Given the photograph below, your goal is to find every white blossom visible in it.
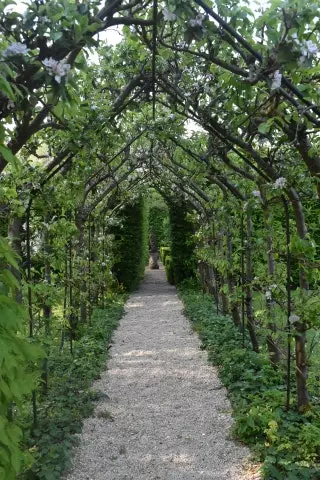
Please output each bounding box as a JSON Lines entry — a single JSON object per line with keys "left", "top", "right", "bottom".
{"left": 2, "top": 42, "right": 29, "bottom": 57}
{"left": 252, "top": 190, "right": 261, "bottom": 197}
{"left": 270, "top": 70, "right": 282, "bottom": 90}
{"left": 189, "top": 19, "right": 198, "bottom": 27}
{"left": 101, "top": 262, "right": 106, "bottom": 267}
{"left": 300, "top": 40, "right": 318, "bottom": 57}
{"left": 90, "top": 105, "right": 98, "bottom": 111}
{"left": 273, "top": 177, "right": 287, "bottom": 189}
{"left": 189, "top": 14, "right": 205, "bottom": 27}
{"left": 270, "top": 284, "right": 278, "bottom": 290}
{"left": 298, "top": 39, "right": 318, "bottom": 65}
{"left": 169, "top": 113, "right": 175, "bottom": 119}
{"left": 265, "top": 290, "right": 272, "bottom": 301}
{"left": 7, "top": 99, "right": 15, "bottom": 109}
{"left": 39, "top": 16, "right": 49, "bottom": 24}
{"left": 258, "top": 137, "right": 269, "bottom": 146}
{"left": 291, "top": 35, "right": 318, "bottom": 65}
{"left": 162, "top": 7, "right": 176, "bottom": 21}
{"left": 196, "top": 13, "right": 205, "bottom": 25}
{"left": 289, "top": 314, "right": 300, "bottom": 324}
{"left": 42, "top": 57, "right": 71, "bottom": 83}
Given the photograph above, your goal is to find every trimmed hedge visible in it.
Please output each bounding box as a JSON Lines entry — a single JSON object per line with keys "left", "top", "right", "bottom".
{"left": 160, "top": 246, "right": 171, "bottom": 264}
{"left": 112, "top": 197, "right": 148, "bottom": 291}
{"left": 165, "top": 255, "right": 175, "bottom": 285}
{"left": 149, "top": 204, "right": 170, "bottom": 247}
{"left": 169, "top": 203, "right": 196, "bottom": 284}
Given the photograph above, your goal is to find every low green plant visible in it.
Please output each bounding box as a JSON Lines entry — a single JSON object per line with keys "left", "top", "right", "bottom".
{"left": 19, "top": 298, "right": 125, "bottom": 480}
{"left": 178, "top": 279, "right": 320, "bottom": 480}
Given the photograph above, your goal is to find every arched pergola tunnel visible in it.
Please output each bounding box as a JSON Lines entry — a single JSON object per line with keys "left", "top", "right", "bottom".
{"left": 1, "top": 1, "right": 320, "bottom": 478}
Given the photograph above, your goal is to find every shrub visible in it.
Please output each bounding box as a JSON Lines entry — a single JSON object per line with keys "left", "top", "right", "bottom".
{"left": 165, "top": 255, "right": 175, "bottom": 285}
{"left": 160, "top": 246, "right": 171, "bottom": 264}
{"left": 112, "top": 197, "right": 148, "bottom": 291}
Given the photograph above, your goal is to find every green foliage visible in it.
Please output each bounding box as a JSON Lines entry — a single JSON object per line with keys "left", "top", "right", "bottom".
{"left": 20, "top": 300, "right": 125, "bottom": 480}
{"left": 112, "top": 198, "right": 149, "bottom": 291}
{"left": 148, "top": 192, "right": 170, "bottom": 247}
{"left": 169, "top": 203, "right": 196, "bottom": 284}
{"left": 179, "top": 280, "right": 320, "bottom": 479}
{"left": 160, "top": 246, "right": 171, "bottom": 264}
{"left": 0, "top": 238, "right": 43, "bottom": 480}
{"left": 0, "top": 0, "right": 320, "bottom": 476}
{"left": 164, "top": 255, "right": 175, "bottom": 285}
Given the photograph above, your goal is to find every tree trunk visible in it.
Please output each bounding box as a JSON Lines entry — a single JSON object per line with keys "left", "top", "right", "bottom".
{"left": 76, "top": 213, "right": 87, "bottom": 323}
{"left": 217, "top": 232, "right": 229, "bottom": 315}
{"left": 8, "top": 215, "right": 23, "bottom": 303}
{"left": 41, "top": 222, "right": 51, "bottom": 395}
{"left": 260, "top": 190, "right": 282, "bottom": 366}
{"left": 245, "top": 212, "right": 259, "bottom": 353}
{"left": 226, "top": 232, "right": 241, "bottom": 328}
{"left": 288, "top": 188, "right": 310, "bottom": 410}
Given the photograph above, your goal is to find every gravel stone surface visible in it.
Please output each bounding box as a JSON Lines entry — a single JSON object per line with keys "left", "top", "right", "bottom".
{"left": 66, "top": 267, "right": 257, "bottom": 480}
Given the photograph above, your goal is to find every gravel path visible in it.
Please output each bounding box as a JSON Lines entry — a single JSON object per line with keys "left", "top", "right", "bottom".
{"left": 66, "top": 267, "right": 255, "bottom": 480}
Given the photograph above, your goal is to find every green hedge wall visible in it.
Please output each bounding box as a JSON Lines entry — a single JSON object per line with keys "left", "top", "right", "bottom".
{"left": 112, "top": 197, "right": 148, "bottom": 291}
{"left": 169, "top": 203, "right": 196, "bottom": 284}
{"left": 149, "top": 205, "right": 170, "bottom": 247}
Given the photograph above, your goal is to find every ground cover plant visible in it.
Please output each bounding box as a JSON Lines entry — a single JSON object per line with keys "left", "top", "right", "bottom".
{"left": 20, "top": 300, "right": 126, "bottom": 480}
{"left": 0, "top": 0, "right": 320, "bottom": 478}
{"left": 179, "top": 280, "right": 320, "bottom": 479}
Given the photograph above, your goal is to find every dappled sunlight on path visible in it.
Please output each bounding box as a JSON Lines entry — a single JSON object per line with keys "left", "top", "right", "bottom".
{"left": 66, "top": 266, "right": 252, "bottom": 480}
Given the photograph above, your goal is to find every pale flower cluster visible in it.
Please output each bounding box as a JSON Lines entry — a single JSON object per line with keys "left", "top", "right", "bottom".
{"left": 270, "top": 70, "right": 282, "bottom": 90}
{"left": 252, "top": 190, "right": 261, "bottom": 197}
{"left": 273, "top": 177, "right": 287, "bottom": 189}
{"left": 2, "top": 42, "right": 29, "bottom": 57}
{"left": 42, "top": 57, "right": 71, "bottom": 84}
{"left": 189, "top": 14, "right": 205, "bottom": 27}
{"left": 289, "top": 314, "right": 300, "bottom": 324}
{"left": 7, "top": 100, "right": 15, "bottom": 109}
{"left": 291, "top": 34, "right": 318, "bottom": 65}
{"left": 162, "top": 7, "right": 177, "bottom": 21}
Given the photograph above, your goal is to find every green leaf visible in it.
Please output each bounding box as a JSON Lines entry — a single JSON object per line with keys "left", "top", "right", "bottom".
{"left": 0, "top": 145, "right": 21, "bottom": 172}
{"left": 0, "top": 75, "right": 15, "bottom": 101}
{"left": 258, "top": 118, "right": 274, "bottom": 134}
